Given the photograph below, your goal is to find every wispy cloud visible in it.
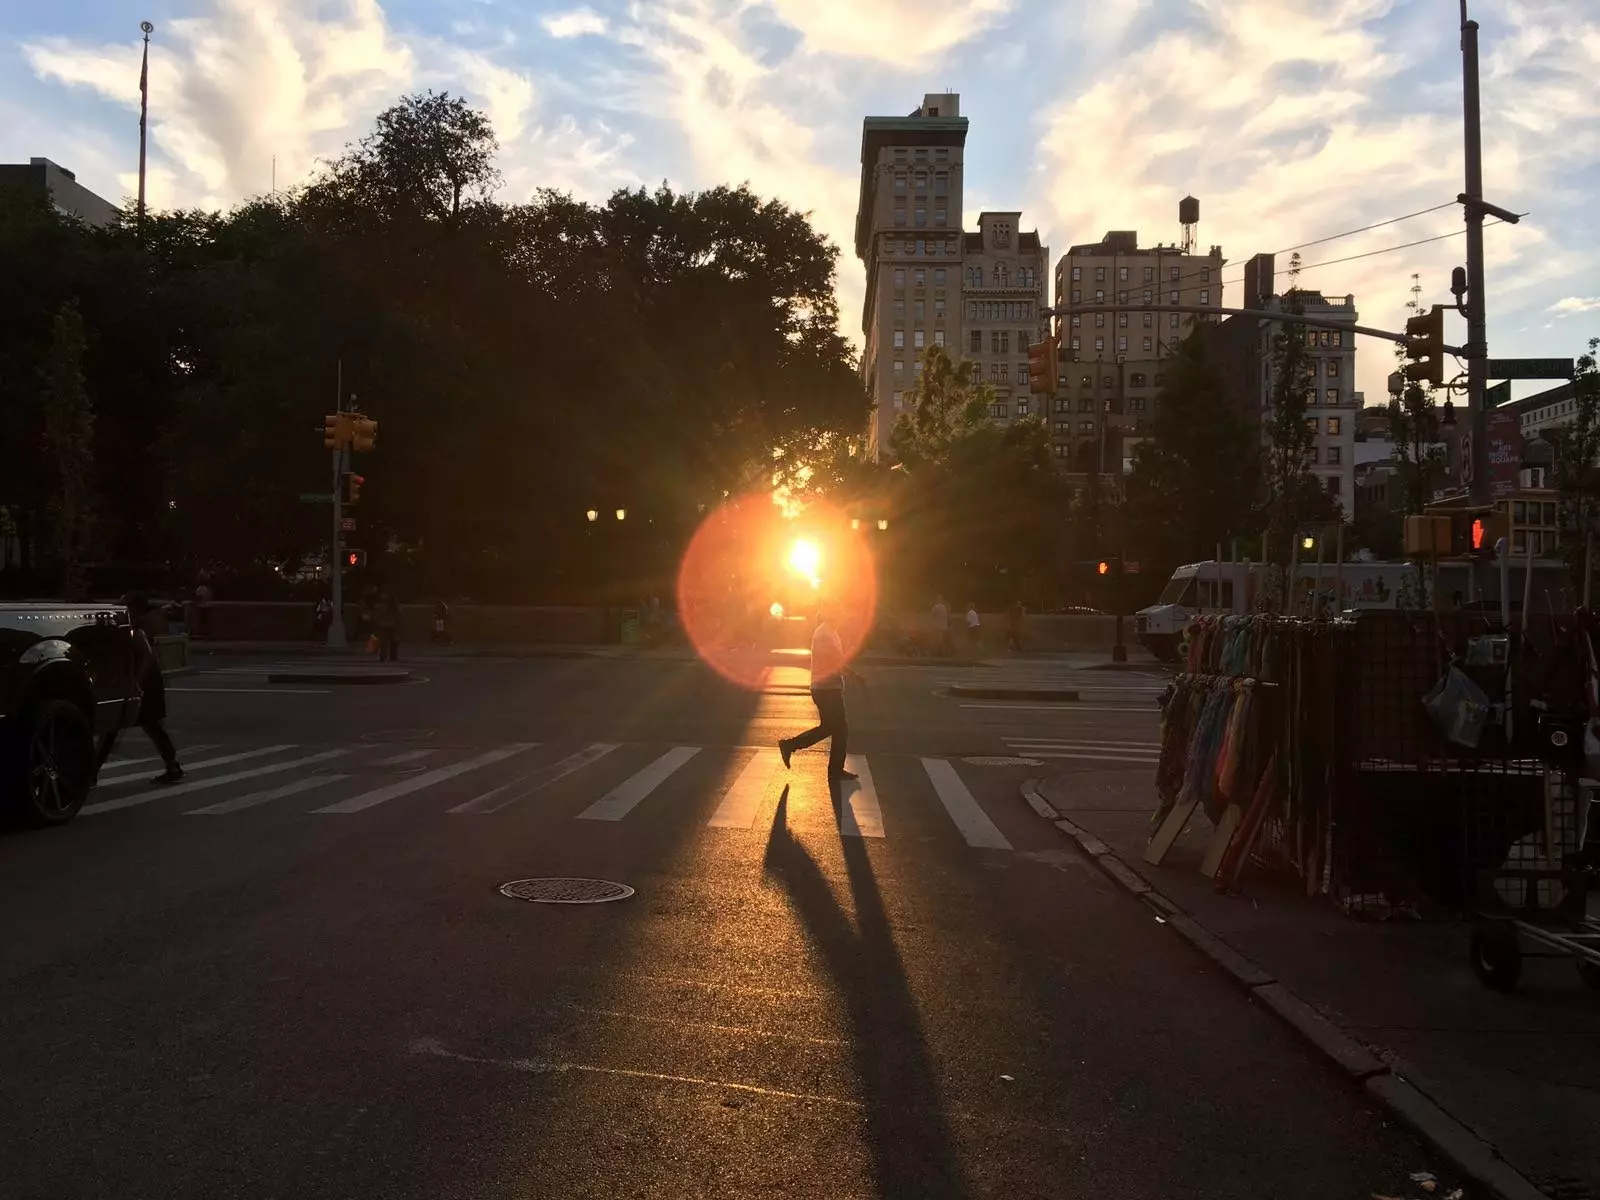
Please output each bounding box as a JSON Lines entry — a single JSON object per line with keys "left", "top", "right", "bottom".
{"left": 542, "top": 8, "right": 608, "bottom": 40}
{"left": 1552, "top": 297, "right": 1600, "bottom": 314}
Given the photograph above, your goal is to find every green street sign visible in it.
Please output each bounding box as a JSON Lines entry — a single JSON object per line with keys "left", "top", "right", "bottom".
{"left": 1486, "top": 381, "right": 1511, "bottom": 407}
{"left": 1486, "top": 358, "right": 1574, "bottom": 380}
{"left": 300, "top": 492, "right": 333, "bottom": 503}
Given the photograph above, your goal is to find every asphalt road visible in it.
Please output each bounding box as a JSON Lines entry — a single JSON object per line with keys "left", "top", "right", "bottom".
{"left": 1, "top": 652, "right": 1447, "bottom": 1198}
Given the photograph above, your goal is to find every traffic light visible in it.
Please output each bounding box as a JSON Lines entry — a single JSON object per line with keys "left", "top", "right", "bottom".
{"left": 1402, "top": 304, "right": 1446, "bottom": 388}
{"left": 345, "top": 549, "right": 366, "bottom": 568}
{"left": 323, "top": 413, "right": 352, "bottom": 450}
{"left": 350, "top": 417, "right": 378, "bottom": 454}
{"left": 343, "top": 472, "right": 364, "bottom": 505}
{"left": 1097, "top": 561, "right": 1110, "bottom": 575}
{"left": 1027, "top": 332, "right": 1059, "bottom": 395}
{"left": 1449, "top": 508, "right": 1508, "bottom": 557}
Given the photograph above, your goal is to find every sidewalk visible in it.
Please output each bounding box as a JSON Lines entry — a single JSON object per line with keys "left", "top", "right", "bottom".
{"left": 1036, "top": 774, "right": 1600, "bottom": 1199}
{"left": 184, "top": 640, "right": 995, "bottom": 668}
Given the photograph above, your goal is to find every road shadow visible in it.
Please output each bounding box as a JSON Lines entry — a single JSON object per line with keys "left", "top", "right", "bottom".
{"left": 762, "top": 783, "right": 972, "bottom": 1199}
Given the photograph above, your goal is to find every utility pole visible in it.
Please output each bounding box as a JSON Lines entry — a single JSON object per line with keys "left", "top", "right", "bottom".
{"left": 137, "top": 21, "right": 152, "bottom": 237}
{"left": 327, "top": 362, "right": 348, "bottom": 647}
{"left": 1460, "top": 3, "right": 1489, "bottom": 507}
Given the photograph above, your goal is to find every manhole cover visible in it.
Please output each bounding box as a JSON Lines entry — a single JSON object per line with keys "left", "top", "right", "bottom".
{"left": 499, "top": 878, "right": 635, "bottom": 905}
{"left": 962, "top": 756, "right": 1045, "bottom": 767}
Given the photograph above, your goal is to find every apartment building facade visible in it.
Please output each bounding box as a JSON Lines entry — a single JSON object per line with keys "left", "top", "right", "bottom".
{"left": 854, "top": 94, "right": 1047, "bottom": 455}
{"left": 1050, "top": 230, "right": 1225, "bottom": 470}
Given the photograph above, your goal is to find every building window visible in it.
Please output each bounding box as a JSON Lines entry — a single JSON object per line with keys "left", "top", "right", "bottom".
{"left": 934, "top": 298, "right": 946, "bottom": 318}
{"left": 1169, "top": 313, "right": 1180, "bottom": 329}
{"left": 1143, "top": 266, "right": 1154, "bottom": 282}
{"left": 914, "top": 147, "right": 927, "bottom": 161}
{"left": 891, "top": 389, "right": 902, "bottom": 409}
{"left": 893, "top": 299, "right": 905, "bottom": 318}
{"left": 991, "top": 331, "right": 1010, "bottom": 353}
{"left": 1071, "top": 314, "right": 1082, "bottom": 327}
{"left": 1325, "top": 389, "right": 1340, "bottom": 405}
{"left": 1320, "top": 330, "right": 1333, "bottom": 346}
{"left": 1094, "top": 336, "right": 1105, "bottom": 352}
{"left": 1018, "top": 363, "right": 1030, "bottom": 384}
{"left": 1095, "top": 267, "right": 1106, "bottom": 282}
{"left": 894, "top": 147, "right": 907, "bottom": 162}
{"left": 1131, "top": 397, "right": 1146, "bottom": 412}
{"left": 1130, "top": 372, "right": 1147, "bottom": 387}
{"left": 1095, "top": 289, "right": 1105, "bottom": 302}
{"left": 1070, "top": 337, "right": 1081, "bottom": 351}
{"left": 1303, "top": 417, "right": 1317, "bottom": 432}
{"left": 1142, "top": 290, "right": 1152, "bottom": 306}
{"left": 915, "top": 208, "right": 926, "bottom": 227}
{"left": 1080, "top": 420, "right": 1096, "bottom": 433}
{"left": 994, "top": 265, "right": 1009, "bottom": 286}
{"left": 913, "top": 172, "right": 927, "bottom": 193}
{"left": 1310, "top": 447, "right": 1320, "bottom": 464}
{"left": 892, "top": 330, "right": 904, "bottom": 349}
{"left": 1142, "top": 337, "right": 1153, "bottom": 352}
{"left": 893, "top": 359, "right": 904, "bottom": 376}
{"left": 1118, "top": 266, "right": 1129, "bottom": 282}
{"left": 893, "top": 174, "right": 906, "bottom": 192}
{"left": 1199, "top": 289, "right": 1209, "bottom": 305}
{"left": 1143, "top": 313, "right": 1153, "bottom": 328}
{"left": 893, "top": 268, "right": 905, "bottom": 288}
{"left": 1326, "top": 359, "right": 1340, "bottom": 378}
{"left": 934, "top": 208, "right": 947, "bottom": 226}
{"left": 913, "top": 330, "right": 925, "bottom": 349}
{"left": 968, "top": 266, "right": 983, "bottom": 287}
{"left": 990, "top": 402, "right": 1009, "bottom": 419}
{"left": 1017, "top": 397, "right": 1029, "bottom": 416}
{"left": 1169, "top": 290, "right": 1179, "bottom": 304}
{"left": 914, "top": 268, "right": 926, "bottom": 286}
{"left": 969, "top": 330, "right": 981, "bottom": 352}
{"left": 934, "top": 174, "right": 948, "bottom": 194}
{"left": 1054, "top": 420, "right": 1070, "bottom": 434}
{"left": 1080, "top": 375, "right": 1092, "bottom": 387}
{"left": 1169, "top": 266, "right": 1180, "bottom": 281}
{"left": 1118, "top": 291, "right": 1128, "bottom": 305}
{"left": 894, "top": 208, "right": 906, "bottom": 227}
{"left": 1326, "top": 416, "right": 1342, "bottom": 434}
{"left": 1095, "top": 313, "right": 1106, "bottom": 328}
{"left": 913, "top": 299, "right": 925, "bottom": 320}
{"left": 1118, "top": 336, "right": 1128, "bottom": 351}
{"left": 935, "top": 148, "right": 948, "bottom": 162}
{"left": 1200, "top": 267, "right": 1211, "bottom": 282}
{"left": 1055, "top": 399, "right": 1070, "bottom": 414}
{"left": 969, "top": 363, "right": 982, "bottom": 383}
{"left": 1078, "top": 398, "right": 1093, "bottom": 412}
{"left": 1071, "top": 266, "right": 1082, "bottom": 281}
{"left": 1018, "top": 329, "right": 1031, "bottom": 347}
{"left": 1327, "top": 446, "right": 1342, "bottom": 465}
{"left": 914, "top": 239, "right": 925, "bottom": 256}
{"left": 1071, "top": 289, "right": 1082, "bottom": 304}
{"left": 934, "top": 330, "right": 945, "bottom": 346}
{"left": 1118, "top": 312, "right": 1129, "bottom": 328}
{"left": 914, "top": 359, "right": 924, "bottom": 375}
{"left": 990, "top": 363, "right": 1009, "bottom": 383}
{"left": 1053, "top": 444, "right": 1070, "bottom": 458}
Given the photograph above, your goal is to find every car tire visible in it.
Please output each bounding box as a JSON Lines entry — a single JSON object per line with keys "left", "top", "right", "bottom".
{"left": 8, "top": 698, "right": 97, "bottom": 827}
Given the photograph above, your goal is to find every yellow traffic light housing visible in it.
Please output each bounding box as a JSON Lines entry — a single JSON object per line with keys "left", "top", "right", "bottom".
{"left": 1402, "top": 304, "right": 1446, "bottom": 388}
{"left": 350, "top": 417, "right": 378, "bottom": 454}
{"left": 1027, "top": 333, "right": 1059, "bottom": 395}
{"left": 343, "top": 472, "right": 364, "bottom": 505}
{"left": 323, "top": 413, "right": 352, "bottom": 450}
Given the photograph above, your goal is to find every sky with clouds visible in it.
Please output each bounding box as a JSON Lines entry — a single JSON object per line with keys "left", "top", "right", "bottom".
{"left": 4, "top": 0, "right": 1597, "bottom": 409}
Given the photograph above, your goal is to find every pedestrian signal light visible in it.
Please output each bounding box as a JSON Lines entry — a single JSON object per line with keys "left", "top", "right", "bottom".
{"left": 345, "top": 550, "right": 365, "bottom": 568}
{"left": 343, "top": 472, "right": 364, "bottom": 505}
{"left": 1097, "top": 561, "right": 1109, "bottom": 575}
{"left": 1402, "top": 304, "right": 1446, "bottom": 388}
{"left": 1471, "top": 517, "right": 1485, "bottom": 551}
{"left": 351, "top": 417, "right": 378, "bottom": 454}
{"left": 323, "top": 413, "right": 352, "bottom": 450}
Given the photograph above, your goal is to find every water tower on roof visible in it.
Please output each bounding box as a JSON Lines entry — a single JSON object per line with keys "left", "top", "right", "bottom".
{"left": 1179, "top": 195, "right": 1200, "bottom": 254}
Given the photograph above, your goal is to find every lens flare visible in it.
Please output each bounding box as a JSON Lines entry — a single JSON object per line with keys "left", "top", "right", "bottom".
{"left": 675, "top": 493, "right": 877, "bottom": 690}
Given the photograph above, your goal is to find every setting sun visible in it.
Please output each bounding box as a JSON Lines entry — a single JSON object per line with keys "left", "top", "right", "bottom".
{"left": 786, "top": 537, "right": 823, "bottom": 587}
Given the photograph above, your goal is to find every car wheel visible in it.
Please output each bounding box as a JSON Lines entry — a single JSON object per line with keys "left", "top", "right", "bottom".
{"left": 11, "top": 698, "right": 96, "bottom": 827}
{"left": 1470, "top": 924, "right": 1522, "bottom": 993}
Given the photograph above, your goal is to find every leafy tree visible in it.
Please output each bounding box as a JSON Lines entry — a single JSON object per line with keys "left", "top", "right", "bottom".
{"left": 1125, "top": 330, "right": 1260, "bottom": 569}
{"left": 1547, "top": 337, "right": 1600, "bottom": 590}
{"left": 39, "top": 301, "right": 96, "bottom": 593}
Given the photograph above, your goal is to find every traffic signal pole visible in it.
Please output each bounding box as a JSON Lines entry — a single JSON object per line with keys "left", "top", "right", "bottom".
{"left": 328, "top": 445, "right": 346, "bottom": 646}
{"left": 1461, "top": 9, "right": 1490, "bottom": 508}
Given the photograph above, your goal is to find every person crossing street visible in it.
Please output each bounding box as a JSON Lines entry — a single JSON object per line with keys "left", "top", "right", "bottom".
{"left": 779, "top": 600, "right": 864, "bottom": 782}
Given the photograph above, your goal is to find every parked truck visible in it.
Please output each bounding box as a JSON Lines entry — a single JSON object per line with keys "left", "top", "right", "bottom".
{"left": 1, "top": 602, "right": 144, "bottom": 825}
{"left": 1135, "top": 557, "right": 1571, "bottom": 662}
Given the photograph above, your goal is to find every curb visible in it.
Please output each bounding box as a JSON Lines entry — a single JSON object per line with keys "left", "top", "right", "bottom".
{"left": 948, "top": 685, "right": 1081, "bottom": 702}
{"left": 1019, "top": 778, "right": 1552, "bottom": 1200}
{"left": 264, "top": 669, "right": 412, "bottom": 685}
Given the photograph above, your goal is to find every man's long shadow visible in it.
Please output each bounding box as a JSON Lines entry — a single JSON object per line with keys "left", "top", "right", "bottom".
{"left": 762, "top": 783, "right": 971, "bottom": 1199}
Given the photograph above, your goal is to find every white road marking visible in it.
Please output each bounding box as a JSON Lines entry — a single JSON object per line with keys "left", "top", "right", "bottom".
{"left": 167, "top": 687, "right": 330, "bottom": 695}
{"left": 448, "top": 744, "right": 616, "bottom": 814}
{"left": 1027, "top": 753, "right": 1160, "bottom": 765}
{"left": 317, "top": 744, "right": 538, "bottom": 814}
{"left": 708, "top": 750, "right": 779, "bottom": 829}
{"left": 93, "top": 745, "right": 292, "bottom": 790}
{"left": 370, "top": 748, "right": 435, "bottom": 765}
{"left": 82, "top": 749, "right": 349, "bottom": 815}
{"left": 1008, "top": 739, "right": 1161, "bottom": 750}
{"left": 959, "top": 703, "right": 1156, "bottom": 713}
{"left": 921, "top": 757, "right": 1012, "bottom": 850}
{"left": 186, "top": 773, "right": 347, "bottom": 815}
{"left": 838, "top": 754, "right": 883, "bottom": 838}
{"left": 98, "top": 744, "right": 219, "bottom": 777}
{"left": 577, "top": 746, "right": 700, "bottom": 821}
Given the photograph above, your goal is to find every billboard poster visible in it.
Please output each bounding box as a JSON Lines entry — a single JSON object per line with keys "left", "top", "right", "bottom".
{"left": 1487, "top": 410, "right": 1523, "bottom": 499}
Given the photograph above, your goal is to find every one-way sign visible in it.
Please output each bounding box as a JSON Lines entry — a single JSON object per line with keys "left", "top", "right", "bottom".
{"left": 1486, "top": 357, "right": 1574, "bottom": 380}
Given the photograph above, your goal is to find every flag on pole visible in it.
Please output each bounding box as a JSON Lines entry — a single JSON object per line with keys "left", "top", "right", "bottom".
{"left": 139, "top": 40, "right": 148, "bottom": 98}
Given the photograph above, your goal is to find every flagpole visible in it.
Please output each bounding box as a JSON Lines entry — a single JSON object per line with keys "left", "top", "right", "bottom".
{"left": 137, "top": 20, "right": 152, "bottom": 237}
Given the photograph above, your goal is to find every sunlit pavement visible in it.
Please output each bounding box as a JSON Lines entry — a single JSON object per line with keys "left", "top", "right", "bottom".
{"left": 0, "top": 653, "right": 1449, "bottom": 1197}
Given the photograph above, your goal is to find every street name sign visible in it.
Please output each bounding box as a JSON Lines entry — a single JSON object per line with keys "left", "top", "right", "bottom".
{"left": 1486, "top": 358, "right": 1574, "bottom": 380}
{"left": 300, "top": 492, "right": 333, "bottom": 503}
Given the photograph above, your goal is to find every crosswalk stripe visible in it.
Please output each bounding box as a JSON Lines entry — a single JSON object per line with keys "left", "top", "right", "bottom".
{"left": 577, "top": 746, "right": 700, "bottom": 821}
{"left": 98, "top": 744, "right": 220, "bottom": 778}
{"left": 921, "top": 757, "right": 1012, "bottom": 850}
{"left": 94, "top": 745, "right": 291, "bottom": 790}
{"left": 448, "top": 744, "right": 617, "bottom": 814}
{"left": 82, "top": 749, "right": 349, "bottom": 815}
{"left": 1031, "top": 753, "right": 1159, "bottom": 764}
{"left": 317, "top": 744, "right": 538, "bottom": 814}
{"left": 370, "top": 748, "right": 435, "bottom": 766}
{"left": 186, "top": 773, "right": 347, "bottom": 815}
{"left": 708, "top": 750, "right": 779, "bottom": 829}
{"left": 838, "top": 754, "right": 883, "bottom": 838}
{"left": 1008, "top": 739, "right": 1160, "bottom": 750}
